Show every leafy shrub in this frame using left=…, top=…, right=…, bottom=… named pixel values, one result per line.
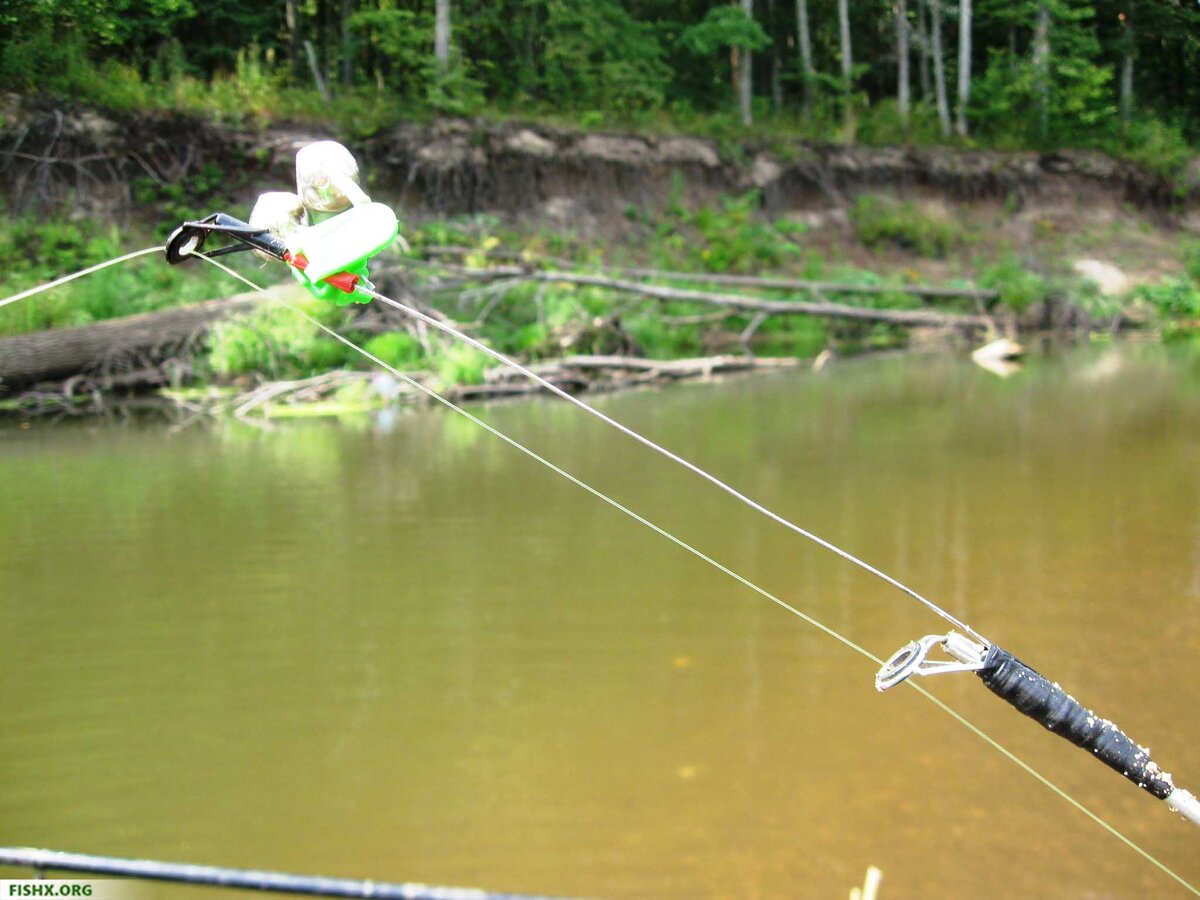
left=362, top=331, right=425, bottom=369
left=435, top=342, right=486, bottom=387
left=851, top=195, right=957, bottom=258
left=1184, top=240, right=1200, bottom=284
left=649, top=190, right=803, bottom=272
left=207, top=299, right=352, bottom=379
left=1117, top=118, right=1195, bottom=186
left=1139, top=280, right=1200, bottom=320
left=979, top=258, right=1052, bottom=313
left=0, top=218, right=255, bottom=337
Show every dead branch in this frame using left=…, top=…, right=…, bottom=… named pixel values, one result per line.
left=487, top=353, right=799, bottom=385
left=433, top=268, right=991, bottom=329
left=413, top=251, right=1000, bottom=302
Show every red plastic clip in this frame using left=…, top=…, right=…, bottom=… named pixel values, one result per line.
left=322, top=271, right=360, bottom=294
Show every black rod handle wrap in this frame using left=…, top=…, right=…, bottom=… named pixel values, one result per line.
left=977, top=645, right=1174, bottom=799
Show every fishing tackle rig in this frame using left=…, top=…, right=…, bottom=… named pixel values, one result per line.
left=162, top=140, right=1200, bottom=842
left=5, top=138, right=1196, bottom=892
left=164, top=140, right=398, bottom=303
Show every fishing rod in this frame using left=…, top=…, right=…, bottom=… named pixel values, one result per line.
left=160, top=141, right=1200, bottom=837
left=4, top=140, right=1194, bottom=892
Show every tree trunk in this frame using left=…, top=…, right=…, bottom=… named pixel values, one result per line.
left=284, top=0, right=300, bottom=78
left=916, top=0, right=930, bottom=101
left=740, top=0, right=755, bottom=126
left=897, top=0, right=911, bottom=129
left=955, top=0, right=971, bottom=136
left=1033, top=1, right=1051, bottom=135
left=1120, top=9, right=1134, bottom=125
left=435, top=0, right=451, bottom=73
left=837, top=0, right=853, bottom=124
left=931, top=0, right=951, bottom=135
left=768, top=0, right=783, bottom=111
left=340, top=0, right=354, bottom=87
left=303, top=40, right=330, bottom=101
left=796, top=0, right=815, bottom=118
left=0, top=294, right=264, bottom=390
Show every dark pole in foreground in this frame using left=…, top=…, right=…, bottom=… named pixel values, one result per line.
left=0, top=848, right=589, bottom=900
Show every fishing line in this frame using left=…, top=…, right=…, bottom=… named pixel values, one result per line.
left=195, top=254, right=1199, bottom=897
left=355, top=285, right=984, bottom=643
left=0, top=247, right=163, bottom=311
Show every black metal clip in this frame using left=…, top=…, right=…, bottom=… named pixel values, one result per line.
left=164, top=213, right=290, bottom=265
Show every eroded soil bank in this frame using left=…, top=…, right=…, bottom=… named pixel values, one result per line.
left=4, top=97, right=1198, bottom=230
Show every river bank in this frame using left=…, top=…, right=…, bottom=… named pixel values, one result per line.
left=2, top=100, right=1198, bottom=416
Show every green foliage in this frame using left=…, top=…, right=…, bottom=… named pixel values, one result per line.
left=649, top=190, right=804, bottom=273
left=2, top=0, right=1197, bottom=158
left=679, top=6, right=770, bottom=56
left=362, top=331, right=426, bottom=369
left=434, top=342, right=486, bottom=388
left=540, top=1, right=671, bottom=116
left=1185, top=241, right=1200, bottom=285
left=850, top=196, right=957, bottom=258
left=971, top=0, right=1115, bottom=147
left=978, top=258, right=1052, bottom=313
left=1137, top=243, right=1200, bottom=335
left=206, top=298, right=353, bottom=379
left=1116, top=118, right=1196, bottom=185
left=0, top=218, right=250, bottom=337
left=0, top=29, right=94, bottom=93
left=1138, top=280, right=1200, bottom=342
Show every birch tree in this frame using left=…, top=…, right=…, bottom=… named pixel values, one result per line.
left=767, top=0, right=782, bottom=110
left=916, top=0, right=930, bottom=101
left=340, top=0, right=354, bottom=86
left=739, top=0, right=754, bottom=125
left=837, top=0, right=853, bottom=123
left=897, top=0, right=910, bottom=128
left=1119, top=5, right=1134, bottom=125
left=434, top=0, right=451, bottom=73
left=955, top=0, right=971, bottom=136
left=1033, top=1, right=1050, bottom=132
left=930, top=0, right=951, bottom=135
left=795, top=0, right=815, bottom=118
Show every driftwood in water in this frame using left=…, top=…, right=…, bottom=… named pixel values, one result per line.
left=481, top=353, right=799, bottom=395
left=426, top=265, right=993, bottom=329
left=0, top=291, right=263, bottom=391
left=417, top=249, right=1001, bottom=302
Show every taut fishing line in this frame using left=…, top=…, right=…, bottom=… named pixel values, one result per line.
left=190, top=253, right=1199, bottom=897
left=0, top=247, right=163, bottom=311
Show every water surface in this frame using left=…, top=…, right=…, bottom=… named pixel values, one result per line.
left=2, top=345, right=1199, bottom=898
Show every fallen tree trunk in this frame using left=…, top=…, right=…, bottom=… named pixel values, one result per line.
left=424, top=267, right=993, bottom=329
left=483, top=354, right=799, bottom=393
left=415, top=250, right=1001, bottom=301
left=0, top=291, right=265, bottom=391
left=500, top=353, right=800, bottom=379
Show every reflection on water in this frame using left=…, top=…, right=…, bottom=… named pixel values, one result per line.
left=1, top=344, right=1199, bottom=898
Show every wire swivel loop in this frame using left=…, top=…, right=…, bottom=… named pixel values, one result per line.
left=875, top=632, right=989, bottom=691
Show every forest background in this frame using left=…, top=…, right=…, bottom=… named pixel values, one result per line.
left=1, top=0, right=1199, bottom=407
left=1, top=0, right=1197, bottom=164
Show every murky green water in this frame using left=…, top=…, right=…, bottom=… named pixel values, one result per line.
left=2, top=344, right=1199, bottom=898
